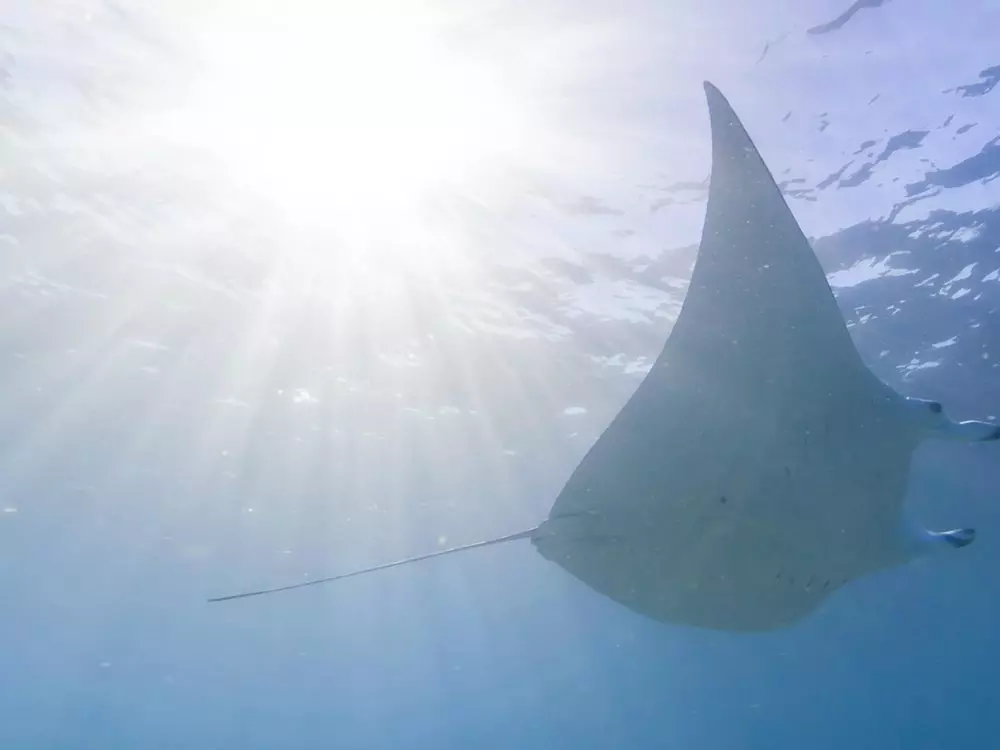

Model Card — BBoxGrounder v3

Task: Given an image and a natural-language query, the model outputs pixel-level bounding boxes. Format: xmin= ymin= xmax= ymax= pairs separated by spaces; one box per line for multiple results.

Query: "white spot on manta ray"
xmin=207 ymin=83 xmax=999 ymax=633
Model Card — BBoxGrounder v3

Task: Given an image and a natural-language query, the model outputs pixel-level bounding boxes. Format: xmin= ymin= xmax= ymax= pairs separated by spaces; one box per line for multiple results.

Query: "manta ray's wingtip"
xmin=701 ymin=80 xmax=730 ymax=109
xmin=702 ymin=81 xmax=749 ymax=133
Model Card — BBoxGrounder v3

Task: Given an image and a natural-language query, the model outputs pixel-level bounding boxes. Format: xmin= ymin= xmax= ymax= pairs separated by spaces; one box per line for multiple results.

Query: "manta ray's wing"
xmin=667 ymin=82 xmax=876 ymax=401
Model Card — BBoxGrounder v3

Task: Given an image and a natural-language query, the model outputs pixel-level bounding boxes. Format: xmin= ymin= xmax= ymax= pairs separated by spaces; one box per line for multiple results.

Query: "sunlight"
xmin=161 ymin=4 xmax=534 ymax=261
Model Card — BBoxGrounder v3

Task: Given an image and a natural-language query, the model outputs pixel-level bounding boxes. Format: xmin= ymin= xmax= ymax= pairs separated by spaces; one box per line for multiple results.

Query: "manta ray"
xmin=210 ymin=82 xmax=999 ymax=632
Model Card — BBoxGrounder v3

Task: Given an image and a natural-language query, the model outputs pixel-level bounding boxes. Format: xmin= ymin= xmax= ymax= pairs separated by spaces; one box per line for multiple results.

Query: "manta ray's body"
xmin=211 ymin=82 xmax=998 ymax=633
xmin=530 ymin=82 xmax=960 ymax=631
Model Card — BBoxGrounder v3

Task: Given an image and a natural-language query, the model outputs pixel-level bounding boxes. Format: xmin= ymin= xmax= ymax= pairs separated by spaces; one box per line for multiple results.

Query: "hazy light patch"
xmin=827 ymin=253 xmax=917 ymax=288
xmin=561 ymin=277 xmax=675 ymax=323
xmin=12 ymin=271 xmax=82 ymax=298
xmin=458 ymin=318 xmax=562 ymax=342
xmin=951 ymin=287 xmax=972 ymax=300
xmin=660 ymin=276 xmax=690 ymax=290
xmin=379 ymin=350 xmax=422 ymax=368
xmin=914 ymin=273 xmax=940 ymax=288
xmin=292 ymin=389 xmax=318 ymax=405
xmin=932 ymin=336 xmax=958 ymax=349
xmin=515 ymin=310 xmax=574 ymax=339
xmin=215 ymin=397 xmax=251 ymax=408
xmin=126 ymin=339 xmax=170 ymax=352
xmin=165 ymin=9 xmax=536 ymax=198
xmin=0 ymin=193 xmax=25 ymax=216
xmin=624 ymin=358 xmax=653 ymax=375
xmin=455 ymin=304 xmax=572 ymax=341
xmin=156 ymin=264 xmax=241 ymax=299
xmin=563 ymin=406 xmax=588 ymax=416
xmin=983 ymin=268 xmax=999 ymax=282
xmin=590 ymin=353 xmax=626 ymax=367
xmin=590 ymin=353 xmax=654 ymax=376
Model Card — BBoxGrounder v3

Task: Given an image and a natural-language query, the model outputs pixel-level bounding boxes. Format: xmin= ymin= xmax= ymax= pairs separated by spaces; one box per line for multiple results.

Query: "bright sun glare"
xmin=165 ymin=5 xmax=534 ymax=243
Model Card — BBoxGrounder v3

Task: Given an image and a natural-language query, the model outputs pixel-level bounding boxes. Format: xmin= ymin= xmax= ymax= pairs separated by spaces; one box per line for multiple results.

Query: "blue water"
xmin=3 ymin=1 xmax=1000 ymax=748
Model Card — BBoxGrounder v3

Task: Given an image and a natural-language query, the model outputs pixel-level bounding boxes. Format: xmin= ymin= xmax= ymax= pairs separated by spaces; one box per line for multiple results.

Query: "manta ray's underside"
xmin=210 ymin=82 xmax=998 ymax=633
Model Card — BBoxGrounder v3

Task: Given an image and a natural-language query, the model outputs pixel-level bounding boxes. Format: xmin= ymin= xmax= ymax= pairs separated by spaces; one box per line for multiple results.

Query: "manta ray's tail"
xmin=207 ymin=526 xmax=540 ymax=603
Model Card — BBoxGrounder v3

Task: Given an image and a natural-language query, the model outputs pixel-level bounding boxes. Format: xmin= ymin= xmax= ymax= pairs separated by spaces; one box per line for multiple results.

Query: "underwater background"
xmin=2 ymin=1 xmax=999 ymax=747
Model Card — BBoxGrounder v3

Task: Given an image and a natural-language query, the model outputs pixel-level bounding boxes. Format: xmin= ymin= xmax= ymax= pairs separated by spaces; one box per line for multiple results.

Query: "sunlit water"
xmin=2 ymin=1 xmax=1000 ymax=748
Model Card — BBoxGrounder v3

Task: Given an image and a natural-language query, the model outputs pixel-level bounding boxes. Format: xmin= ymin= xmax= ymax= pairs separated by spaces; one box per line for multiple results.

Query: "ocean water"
xmin=2 ymin=1 xmax=1000 ymax=748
